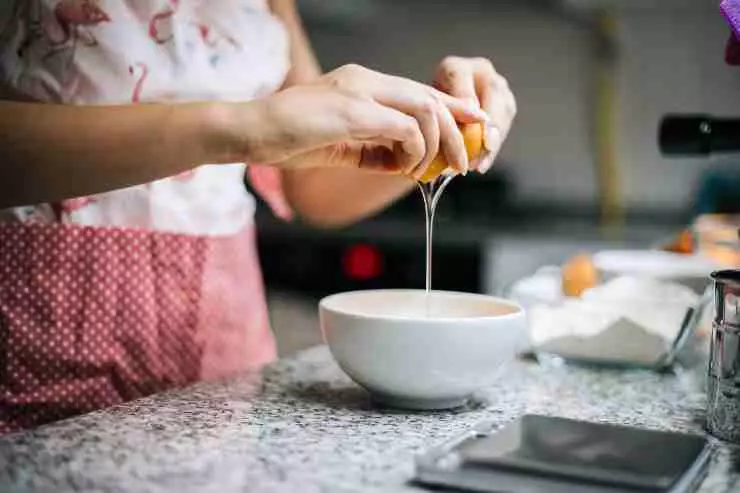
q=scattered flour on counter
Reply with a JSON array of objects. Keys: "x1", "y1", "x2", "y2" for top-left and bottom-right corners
[{"x1": 528, "y1": 276, "x2": 700, "y2": 366}]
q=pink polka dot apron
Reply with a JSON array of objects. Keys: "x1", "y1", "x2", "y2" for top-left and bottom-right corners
[
  {"x1": 0, "y1": 222, "x2": 276, "y2": 433},
  {"x1": 0, "y1": 0, "x2": 295, "y2": 433}
]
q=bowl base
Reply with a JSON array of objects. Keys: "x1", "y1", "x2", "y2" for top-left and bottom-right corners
[{"x1": 371, "y1": 393, "x2": 469, "y2": 411}]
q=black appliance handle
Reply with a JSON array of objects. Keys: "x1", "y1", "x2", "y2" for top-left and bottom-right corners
[{"x1": 659, "y1": 115, "x2": 740, "y2": 157}]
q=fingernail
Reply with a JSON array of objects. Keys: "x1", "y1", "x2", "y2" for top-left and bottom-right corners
[
  {"x1": 484, "y1": 124, "x2": 501, "y2": 152},
  {"x1": 467, "y1": 105, "x2": 488, "y2": 122},
  {"x1": 478, "y1": 154, "x2": 496, "y2": 174},
  {"x1": 460, "y1": 153, "x2": 470, "y2": 176},
  {"x1": 460, "y1": 160, "x2": 469, "y2": 176},
  {"x1": 404, "y1": 160, "x2": 420, "y2": 177}
]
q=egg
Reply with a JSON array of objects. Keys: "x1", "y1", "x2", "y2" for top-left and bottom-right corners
[
  {"x1": 418, "y1": 123, "x2": 484, "y2": 183},
  {"x1": 561, "y1": 253, "x2": 599, "y2": 297}
]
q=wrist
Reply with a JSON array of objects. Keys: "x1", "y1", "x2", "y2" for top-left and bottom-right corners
[{"x1": 196, "y1": 100, "x2": 265, "y2": 164}]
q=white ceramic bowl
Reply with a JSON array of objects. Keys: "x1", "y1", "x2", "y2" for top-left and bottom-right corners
[{"x1": 319, "y1": 289, "x2": 527, "y2": 410}]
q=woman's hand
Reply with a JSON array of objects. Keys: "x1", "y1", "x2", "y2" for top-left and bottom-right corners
[
  {"x1": 433, "y1": 56, "x2": 517, "y2": 174},
  {"x1": 234, "y1": 64, "x2": 489, "y2": 180}
]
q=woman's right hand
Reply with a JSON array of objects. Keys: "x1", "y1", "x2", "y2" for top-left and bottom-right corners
[{"x1": 231, "y1": 64, "x2": 489, "y2": 180}]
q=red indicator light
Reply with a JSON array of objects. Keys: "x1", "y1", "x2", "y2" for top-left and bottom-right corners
[{"x1": 342, "y1": 244, "x2": 382, "y2": 281}]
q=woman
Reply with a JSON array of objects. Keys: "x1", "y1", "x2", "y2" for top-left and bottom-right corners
[{"x1": 0, "y1": 0, "x2": 516, "y2": 433}]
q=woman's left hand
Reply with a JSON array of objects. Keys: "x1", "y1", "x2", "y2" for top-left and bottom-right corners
[{"x1": 433, "y1": 56, "x2": 517, "y2": 174}]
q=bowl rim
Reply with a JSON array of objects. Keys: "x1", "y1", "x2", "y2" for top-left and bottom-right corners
[{"x1": 319, "y1": 289, "x2": 524, "y2": 323}]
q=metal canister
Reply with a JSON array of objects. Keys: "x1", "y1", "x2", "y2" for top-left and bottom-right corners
[{"x1": 707, "y1": 270, "x2": 740, "y2": 442}]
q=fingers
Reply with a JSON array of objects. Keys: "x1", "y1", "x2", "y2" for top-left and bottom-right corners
[
  {"x1": 368, "y1": 88, "x2": 443, "y2": 178},
  {"x1": 427, "y1": 87, "x2": 488, "y2": 125},
  {"x1": 404, "y1": 97, "x2": 440, "y2": 177},
  {"x1": 476, "y1": 65, "x2": 516, "y2": 173},
  {"x1": 436, "y1": 100, "x2": 468, "y2": 175},
  {"x1": 435, "y1": 56, "x2": 517, "y2": 174},
  {"x1": 476, "y1": 61, "x2": 515, "y2": 142},
  {"x1": 361, "y1": 70, "x2": 476, "y2": 177},
  {"x1": 321, "y1": 63, "x2": 492, "y2": 177},
  {"x1": 435, "y1": 56, "x2": 479, "y2": 106},
  {"x1": 343, "y1": 96, "x2": 425, "y2": 173}
]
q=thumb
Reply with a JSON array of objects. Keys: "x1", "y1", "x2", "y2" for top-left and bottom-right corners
[{"x1": 357, "y1": 144, "x2": 405, "y2": 173}]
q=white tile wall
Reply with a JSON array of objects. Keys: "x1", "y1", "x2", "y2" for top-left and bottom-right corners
[{"x1": 303, "y1": 0, "x2": 740, "y2": 212}]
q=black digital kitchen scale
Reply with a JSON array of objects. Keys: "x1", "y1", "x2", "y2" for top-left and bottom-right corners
[{"x1": 414, "y1": 415, "x2": 712, "y2": 493}]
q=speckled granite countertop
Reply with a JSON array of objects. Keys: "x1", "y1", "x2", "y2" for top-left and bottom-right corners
[{"x1": 0, "y1": 346, "x2": 738, "y2": 492}]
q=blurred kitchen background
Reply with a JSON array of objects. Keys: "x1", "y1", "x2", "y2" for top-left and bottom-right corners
[{"x1": 254, "y1": 0, "x2": 740, "y2": 356}]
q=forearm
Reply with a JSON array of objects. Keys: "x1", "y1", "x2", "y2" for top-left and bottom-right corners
[
  {"x1": 269, "y1": 0, "x2": 414, "y2": 226},
  {"x1": 282, "y1": 168, "x2": 413, "y2": 228},
  {"x1": 0, "y1": 101, "x2": 243, "y2": 208}
]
